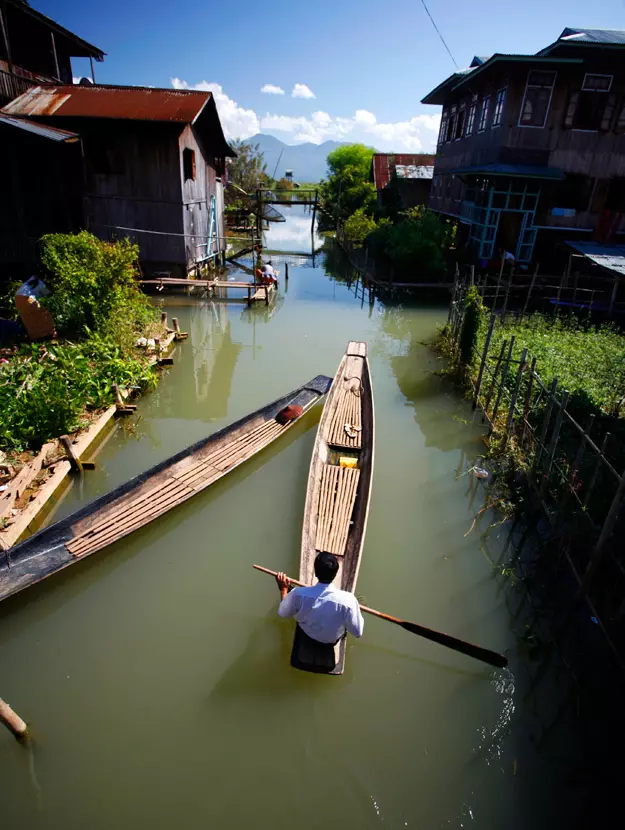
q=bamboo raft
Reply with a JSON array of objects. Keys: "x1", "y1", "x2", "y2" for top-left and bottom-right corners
[
  {"x1": 292, "y1": 341, "x2": 374, "y2": 675},
  {"x1": 0, "y1": 375, "x2": 332, "y2": 603}
]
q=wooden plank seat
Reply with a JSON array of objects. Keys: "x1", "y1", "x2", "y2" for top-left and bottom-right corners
[
  {"x1": 327, "y1": 384, "x2": 362, "y2": 449},
  {"x1": 65, "y1": 417, "x2": 287, "y2": 558},
  {"x1": 315, "y1": 464, "x2": 360, "y2": 556}
]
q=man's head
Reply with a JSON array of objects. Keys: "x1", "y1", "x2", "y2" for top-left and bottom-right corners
[
  {"x1": 267, "y1": 259, "x2": 272, "y2": 266},
  {"x1": 314, "y1": 552, "x2": 339, "y2": 584}
]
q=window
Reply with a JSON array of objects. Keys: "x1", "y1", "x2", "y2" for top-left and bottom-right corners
[
  {"x1": 445, "y1": 105, "x2": 457, "y2": 142},
  {"x1": 455, "y1": 105, "x2": 466, "y2": 139},
  {"x1": 582, "y1": 74, "x2": 613, "y2": 92},
  {"x1": 183, "y1": 147, "x2": 196, "y2": 181},
  {"x1": 478, "y1": 96, "x2": 490, "y2": 131},
  {"x1": 492, "y1": 88, "x2": 506, "y2": 128},
  {"x1": 519, "y1": 70, "x2": 556, "y2": 127},
  {"x1": 465, "y1": 94, "x2": 478, "y2": 136},
  {"x1": 437, "y1": 110, "x2": 448, "y2": 146},
  {"x1": 564, "y1": 87, "x2": 616, "y2": 131}
]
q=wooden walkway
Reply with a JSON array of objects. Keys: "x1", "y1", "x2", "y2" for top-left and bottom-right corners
[{"x1": 140, "y1": 278, "x2": 275, "y2": 305}]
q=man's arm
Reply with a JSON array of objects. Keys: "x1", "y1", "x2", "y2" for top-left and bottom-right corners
[
  {"x1": 276, "y1": 572, "x2": 300, "y2": 618},
  {"x1": 344, "y1": 597, "x2": 364, "y2": 638}
]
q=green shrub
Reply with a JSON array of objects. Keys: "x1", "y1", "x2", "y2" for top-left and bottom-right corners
[
  {"x1": 459, "y1": 286, "x2": 485, "y2": 365},
  {"x1": 40, "y1": 231, "x2": 154, "y2": 339},
  {"x1": 343, "y1": 208, "x2": 377, "y2": 247},
  {"x1": 368, "y1": 207, "x2": 455, "y2": 275}
]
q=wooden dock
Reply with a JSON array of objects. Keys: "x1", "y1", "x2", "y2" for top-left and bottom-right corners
[{"x1": 140, "y1": 277, "x2": 275, "y2": 305}]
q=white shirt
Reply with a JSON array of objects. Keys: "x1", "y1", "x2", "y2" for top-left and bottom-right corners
[{"x1": 278, "y1": 582, "x2": 364, "y2": 644}]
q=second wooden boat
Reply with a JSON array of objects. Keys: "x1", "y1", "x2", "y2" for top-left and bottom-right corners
[
  {"x1": 0, "y1": 375, "x2": 332, "y2": 603},
  {"x1": 292, "y1": 341, "x2": 375, "y2": 675}
]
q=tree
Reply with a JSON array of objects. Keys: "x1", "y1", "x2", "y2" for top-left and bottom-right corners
[
  {"x1": 343, "y1": 208, "x2": 377, "y2": 247},
  {"x1": 319, "y1": 143, "x2": 377, "y2": 227},
  {"x1": 226, "y1": 139, "x2": 268, "y2": 204}
]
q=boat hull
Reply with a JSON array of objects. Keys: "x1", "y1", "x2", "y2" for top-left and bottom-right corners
[{"x1": 0, "y1": 375, "x2": 332, "y2": 603}]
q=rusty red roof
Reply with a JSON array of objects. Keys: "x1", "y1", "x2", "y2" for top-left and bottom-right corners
[
  {"x1": 371, "y1": 153, "x2": 437, "y2": 190},
  {"x1": 2, "y1": 85, "x2": 214, "y2": 123}
]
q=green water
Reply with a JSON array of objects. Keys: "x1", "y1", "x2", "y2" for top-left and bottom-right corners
[{"x1": 0, "y1": 213, "x2": 575, "y2": 828}]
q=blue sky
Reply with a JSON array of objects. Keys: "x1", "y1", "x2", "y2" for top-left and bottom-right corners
[{"x1": 38, "y1": 0, "x2": 625, "y2": 150}]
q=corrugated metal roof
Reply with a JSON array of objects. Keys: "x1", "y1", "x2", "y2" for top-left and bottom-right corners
[
  {"x1": 371, "y1": 153, "x2": 436, "y2": 189},
  {"x1": 0, "y1": 112, "x2": 79, "y2": 142},
  {"x1": 559, "y1": 27, "x2": 625, "y2": 45},
  {"x1": 566, "y1": 241, "x2": 625, "y2": 278},
  {"x1": 394, "y1": 165, "x2": 434, "y2": 180},
  {"x1": 2, "y1": 85, "x2": 213, "y2": 123},
  {"x1": 452, "y1": 163, "x2": 564, "y2": 180}
]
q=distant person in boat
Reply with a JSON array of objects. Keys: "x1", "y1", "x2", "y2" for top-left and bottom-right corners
[
  {"x1": 275, "y1": 552, "x2": 364, "y2": 644},
  {"x1": 258, "y1": 260, "x2": 278, "y2": 287}
]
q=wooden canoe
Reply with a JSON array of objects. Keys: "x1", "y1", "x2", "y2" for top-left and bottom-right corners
[
  {"x1": 292, "y1": 341, "x2": 375, "y2": 675},
  {"x1": 0, "y1": 375, "x2": 332, "y2": 603}
]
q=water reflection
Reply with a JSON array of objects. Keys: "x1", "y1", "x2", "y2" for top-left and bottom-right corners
[{"x1": 263, "y1": 204, "x2": 325, "y2": 254}]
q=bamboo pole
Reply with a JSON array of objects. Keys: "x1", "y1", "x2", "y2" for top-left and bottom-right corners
[
  {"x1": 583, "y1": 433, "x2": 611, "y2": 509},
  {"x1": 160, "y1": 311, "x2": 167, "y2": 326},
  {"x1": 521, "y1": 357, "x2": 537, "y2": 446},
  {"x1": 60, "y1": 435, "x2": 84, "y2": 474},
  {"x1": 493, "y1": 257, "x2": 505, "y2": 309},
  {"x1": 473, "y1": 314, "x2": 496, "y2": 410},
  {"x1": 579, "y1": 468, "x2": 625, "y2": 597},
  {"x1": 490, "y1": 337, "x2": 515, "y2": 430},
  {"x1": 541, "y1": 389, "x2": 570, "y2": 496},
  {"x1": 0, "y1": 697, "x2": 28, "y2": 741},
  {"x1": 482, "y1": 339, "x2": 507, "y2": 421},
  {"x1": 534, "y1": 378, "x2": 559, "y2": 469},
  {"x1": 504, "y1": 347, "x2": 528, "y2": 445}
]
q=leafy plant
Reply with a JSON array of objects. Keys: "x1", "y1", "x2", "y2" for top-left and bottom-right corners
[
  {"x1": 343, "y1": 208, "x2": 377, "y2": 247},
  {"x1": 318, "y1": 144, "x2": 377, "y2": 227},
  {"x1": 459, "y1": 286, "x2": 484, "y2": 365}
]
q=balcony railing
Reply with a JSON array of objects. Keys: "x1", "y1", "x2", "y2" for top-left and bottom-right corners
[{"x1": 0, "y1": 70, "x2": 37, "y2": 106}]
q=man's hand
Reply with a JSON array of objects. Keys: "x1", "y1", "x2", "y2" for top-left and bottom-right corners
[{"x1": 275, "y1": 571, "x2": 290, "y2": 600}]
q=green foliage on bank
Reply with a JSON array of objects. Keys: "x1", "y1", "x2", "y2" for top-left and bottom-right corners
[
  {"x1": 319, "y1": 144, "x2": 376, "y2": 227},
  {"x1": 0, "y1": 233, "x2": 159, "y2": 452},
  {"x1": 367, "y1": 207, "x2": 456, "y2": 275},
  {"x1": 479, "y1": 313, "x2": 625, "y2": 418},
  {"x1": 343, "y1": 208, "x2": 378, "y2": 247}
]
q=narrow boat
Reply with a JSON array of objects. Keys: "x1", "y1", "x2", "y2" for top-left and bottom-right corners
[
  {"x1": 293, "y1": 341, "x2": 375, "y2": 675},
  {"x1": 0, "y1": 375, "x2": 332, "y2": 603}
]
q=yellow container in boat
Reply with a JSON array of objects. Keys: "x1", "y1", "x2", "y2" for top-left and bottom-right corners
[{"x1": 339, "y1": 456, "x2": 358, "y2": 469}]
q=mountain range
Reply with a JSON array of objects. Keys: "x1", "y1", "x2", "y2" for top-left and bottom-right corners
[{"x1": 243, "y1": 134, "x2": 345, "y2": 183}]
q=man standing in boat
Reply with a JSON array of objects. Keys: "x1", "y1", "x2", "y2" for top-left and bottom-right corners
[{"x1": 275, "y1": 552, "x2": 364, "y2": 646}]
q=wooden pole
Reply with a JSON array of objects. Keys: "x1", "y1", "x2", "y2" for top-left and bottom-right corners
[
  {"x1": 534, "y1": 378, "x2": 559, "y2": 469},
  {"x1": 608, "y1": 278, "x2": 618, "y2": 317},
  {"x1": 504, "y1": 347, "x2": 528, "y2": 445},
  {"x1": 285, "y1": 262, "x2": 289, "y2": 282},
  {"x1": 490, "y1": 336, "x2": 515, "y2": 430},
  {"x1": 172, "y1": 317, "x2": 181, "y2": 334},
  {"x1": 583, "y1": 432, "x2": 611, "y2": 509},
  {"x1": 50, "y1": 32, "x2": 61, "y2": 80},
  {"x1": 0, "y1": 697, "x2": 28, "y2": 741},
  {"x1": 541, "y1": 389, "x2": 570, "y2": 495},
  {"x1": 521, "y1": 357, "x2": 537, "y2": 445},
  {"x1": 522, "y1": 263, "x2": 539, "y2": 316},
  {"x1": 60, "y1": 435, "x2": 84, "y2": 474},
  {"x1": 580, "y1": 468, "x2": 625, "y2": 596},
  {"x1": 483, "y1": 339, "x2": 508, "y2": 420},
  {"x1": 493, "y1": 257, "x2": 505, "y2": 309},
  {"x1": 160, "y1": 311, "x2": 167, "y2": 327},
  {"x1": 472, "y1": 313, "x2": 496, "y2": 410},
  {"x1": 90, "y1": 55, "x2": 96, "y2": 83}
]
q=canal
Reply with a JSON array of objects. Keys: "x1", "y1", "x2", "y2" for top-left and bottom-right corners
[{"x1": 0, "y1": 206, "x2": 577, "y2": 828}]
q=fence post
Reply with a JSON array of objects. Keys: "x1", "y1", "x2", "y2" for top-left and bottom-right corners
[
  {"x1": 493, "y1": 257, "x2": 505, "y2": 309},
  {"x1": 534, "y1": 378, "x2": 559, "y2": 469},
  {"x1": 540, "y1": 389, "x2": 570, "y2": 496},
  {"x1": 504, "y1": 347, "x2": 528, "y2": 445},
  {"x1": 583, "y1": 432, "x2": 611, "y2": 509},
  {"x1": 579, "y1": 468, "x2": 625, "y2": 598},
  {"x1": 521, "y1": 356, "x2": 538, "y2": 445},
  {"x1": 472, "y1": 313, "x2": 496, "y2": 410},
  {"x1": 0, "y1": 697, "x2": 28, "y2": 741},
  {"x1": 501, "y1": 264, "x2": 514, "y2": 323},
  {"x1": 522, "y1": 264, "x2": 539, "y2": 317},
  {"x1": 483, "y1": 339, "x2": 508, "y2": 421},
  {"x1": 490, "y1": 336, "x2": 515, "y2": 431}
]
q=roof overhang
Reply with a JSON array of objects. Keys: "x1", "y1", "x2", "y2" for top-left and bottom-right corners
[
  {"x1": 422, "y1": 56, "x2": 582, "y2": 105},
  {"x1": 451, "y1": 163, "x2": 565, "y2": 181},
  {"x1": 0, "y1": 112, "x2": 80, "y2": 142},
  {"x1": 566, "y1": 240, "x2": 625, "y2": 279},
  {"x1": 6, "y1": 0, "x2": 105, "y2": 60}
]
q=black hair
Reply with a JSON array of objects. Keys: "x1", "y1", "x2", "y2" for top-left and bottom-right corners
[{"x1": 314, "y1": 552, "x2": 339, "y2": 583}]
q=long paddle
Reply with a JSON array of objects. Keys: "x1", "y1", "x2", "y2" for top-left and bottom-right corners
[{"x1": 253, "y1": 564, "x2": 508, "y2": 669}]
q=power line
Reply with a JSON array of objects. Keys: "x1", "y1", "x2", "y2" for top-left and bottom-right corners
[{"x1": 420, "y1": 0, "x2": 459, "y2": 70}]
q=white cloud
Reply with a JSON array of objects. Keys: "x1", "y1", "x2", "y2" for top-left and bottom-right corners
[
  {"x1": 291, "y1": 83, "x2": 315, "y2": 99},
  {"x1": 171, "y1": 78, "x2": 259, "y2": 139},
  {"x1": 170, "y1": 78, "x2": 441, "y2": 151},
  {"x1": 261, "y1": 84, "x2": 285, "y2": 95}
]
